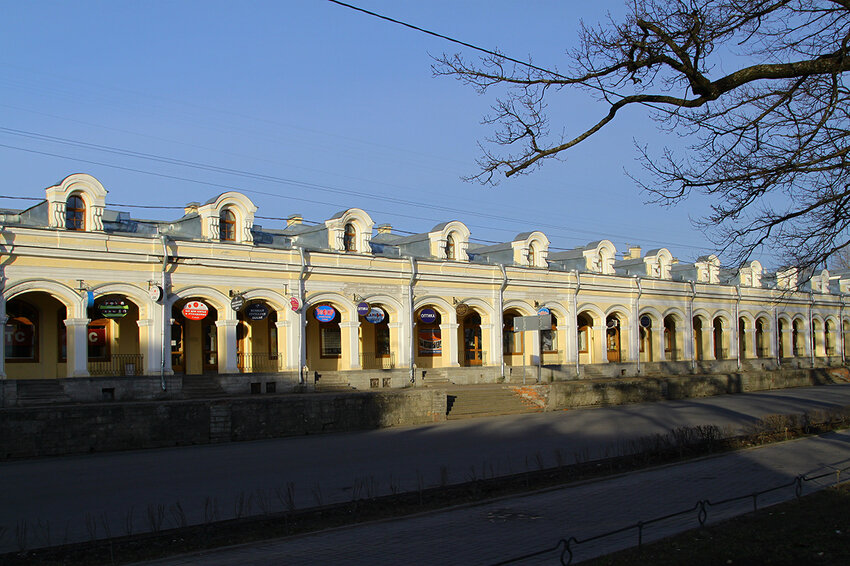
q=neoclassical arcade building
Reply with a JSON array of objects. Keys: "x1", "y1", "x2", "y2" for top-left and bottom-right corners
[{"x1": 1, "y1": 173, "x2": 848, "y2": 400}]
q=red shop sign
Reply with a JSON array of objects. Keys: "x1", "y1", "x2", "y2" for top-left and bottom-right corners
[{"x1": 182, "y1": 300, "x2": 209, "y2": 321}]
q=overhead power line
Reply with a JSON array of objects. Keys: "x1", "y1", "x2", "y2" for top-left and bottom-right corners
[{"x1": 327, "y1": 0, "x2": 566, "y2": 79}]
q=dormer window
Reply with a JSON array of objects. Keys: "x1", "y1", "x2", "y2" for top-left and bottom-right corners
[
  {"x1": 220, "y1": 209, "x2": 236, "y2": 241},
  {"x1": 527, "y1": 242, "x2": 537, "y2": 267},
  {"x1": 66, "y1": 194, "x2": 86, "y2": 231},
  {"x1": 343, "y1": 223, "x2": 357, "y2": 252},
  {"x1": 446, "y1": 234, "x2": 456, "y2": 260}
]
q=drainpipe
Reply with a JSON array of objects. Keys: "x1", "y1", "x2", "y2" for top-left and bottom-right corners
[
  {"x1": 809, "y1": 290, "x2": 815, "y2": 368},
  {"x1": 838, "y1": 293, "x2": 847, "y2": 365},
  {"x1": 689, "y1": 280, "x2": 696, "y2": 372},
  {"x1": 735, "y1": 284, "x2": 742, "y2": 371},
  {"x1": 574, "y1": 270, "x2": 581, "y2": 377},
  {"x1": 297, "y1": 246, "x2": 307, "y2": 384},
  {"x1": 635, "y1": 276, "x2": 642, "y2": 375},
  {"x1": 160, "y1": 234, "x2": 169, "y2": 391},
  {"x1": 408, "y1": 256, "x2": 417, "y2": 385},
  {"x1": 774, "y1": 305, "x2": 780, "y2": 367},
  {"x1": 498, "y1": 263, "x2": 507, "y2": 381}
]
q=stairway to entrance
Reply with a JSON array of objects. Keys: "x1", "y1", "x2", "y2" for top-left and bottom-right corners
[
  {"x1": 181, "y1": 375, "x2": 226, "y2": 399},
  {"x1": 445, "y1": 385, "x2": 544, "y2": 420}
]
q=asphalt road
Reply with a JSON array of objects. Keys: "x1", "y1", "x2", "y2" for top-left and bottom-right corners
[{"x1": 2, "y1": 384, "x2": 850, "y2": 554}]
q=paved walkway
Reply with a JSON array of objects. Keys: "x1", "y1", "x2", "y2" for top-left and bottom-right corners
[
  {"x1": 3, "y1": 384, "x2": 850, "y2": 554},
  {"x1": 136, "y1": 430, "x2": 850, "y2": 565}
]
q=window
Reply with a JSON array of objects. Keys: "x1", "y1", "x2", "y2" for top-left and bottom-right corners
[
  {"x1": 527, "y1": 242, "x2": 536, "y2": 267},
  {"x1": 541, "y1": 313, "x2": 558, "y2": 352},
  {"x1": 343, "y1": 223, "x2": 357, "y2": 252},
  {"x1": 445, "y1": 233, "x2": 455, "y2": 260},
  {"x1": 375, "y1": 322, "x2": 390, "y2": 357},
  {"x1": 220, "y1": 209, "x2": 236, "y2": 242},
  {"x1": 87, "y1": 319, "x2": 110, "y2": 361},
  {"x1": 319, "y1": 307, "x2": 342, "y2": 357},
  {"x1": 66, "y1": 194, "x2": 86, "y2": 231},
  {"x1": 503, "y1": 314, "x2": 523, "y2": 355},
  {"x1": 6, "y1": 300, "x2": 38, "y2": 361}
]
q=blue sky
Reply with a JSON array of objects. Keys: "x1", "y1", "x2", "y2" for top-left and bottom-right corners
[{"x1": 1, "y1": 1, "x2": 725, "y2": 262}]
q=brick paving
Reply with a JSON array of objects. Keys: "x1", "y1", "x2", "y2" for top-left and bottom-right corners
[{"x1": 135, "y1": 430, "x2": 850, "y2": 565}]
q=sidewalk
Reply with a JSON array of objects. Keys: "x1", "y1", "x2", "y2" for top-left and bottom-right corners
[{"x1": 134, "y1": 430, "x2": 850, "y2": 566}]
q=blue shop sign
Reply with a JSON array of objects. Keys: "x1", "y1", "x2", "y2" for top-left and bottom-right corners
[
  {"x1": 419, "y1": 308, "x2": 437, "y2": 324},
  {"x1": 315, "y1": 305, "x2": 336, "y2": 322},
  {"x1": 365, "y1": 307, "x2": 386, "y2": 324}
]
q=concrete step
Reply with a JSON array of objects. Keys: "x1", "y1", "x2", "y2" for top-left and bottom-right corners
[
  {"x1": 15, "y1": 380, "x2": 72, "y2": 405},
  {"x1": 445, "y1": 386, "x2": 543, "y2": 420},
  {"x1": 313, "y1": 372, "x2": 353, "y2": 391},
  {"x1": 181, "y1": 375, "x2": 227, "y2": 398}
]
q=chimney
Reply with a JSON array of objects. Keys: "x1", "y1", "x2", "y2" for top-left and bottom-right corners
[
  {"x1": 286, "y1": 214, "x2": 303, "y2": 227},
  {"x1": 624, "y1": 245, "x2": 641, "y2": 260},
  {"x1": 377, "y1": 224, "x2": 392, "y2": 235}
]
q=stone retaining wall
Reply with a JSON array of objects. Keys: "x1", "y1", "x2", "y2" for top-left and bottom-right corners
[{"x1": 0, "y1": 389, "x2": 446, "y2": 460}]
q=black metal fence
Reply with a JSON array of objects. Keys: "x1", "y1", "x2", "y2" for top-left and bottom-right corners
[
  {"x1": 88, "y1": 354, "x2": 144, "y2": 376},
  {"x1": 493, "y1": 464, "x2": 849, "y2": 566}
]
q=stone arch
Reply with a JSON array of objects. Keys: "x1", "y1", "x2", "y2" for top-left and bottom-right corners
[
  {"x1": 305, "y1": 292, "x2": 356, "y2": 321},
  {"x1": 5, "y1": 279, "x2": 83, "y2": 316},
  {"x1": 502, "y1": 299, "x2": 536, "y2": 316},
  {"x1": 90, "y1": 282, "x2": 153, "y2": 320},
  {"x1": 169, "y1": 286, "x2": 230, "y2": 317},
  {"x1": 413, "y1": 296, "x2": 456, "y2": 324}
]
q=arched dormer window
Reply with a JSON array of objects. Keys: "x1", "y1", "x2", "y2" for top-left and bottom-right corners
[
  {"x1": 219, "y1": 209, "x2": 236, "y2": 242},
  {"x1": 65, "y1": 194, "x2": 86, "y2": 231},
  {"x1": 343, "y1": 222, "x2": 357, "y2": 252},
  {"x1": 527, "y1": 242, "x2": 537, "y2": 267},
  {"x1": 445, "y1": 233, "x2": 456, "y2": 260}
]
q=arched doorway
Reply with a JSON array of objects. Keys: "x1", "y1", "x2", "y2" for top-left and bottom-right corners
[
  {"x1": 236, "y1": 301, "x2": 279, "y2": 373},
  {"x1": 360, "y1": 305, "x2": 393, "y2": 369},
  {"x1": 606, "y1": 314, "x2": 621, "y2": 363},
  {"x1": 755, "y1": 318, "x2": 768, "y2": 358},
  {"x1": 693, "y1": 316, "x2": 704, "y2": 361},
  {"x1": 460, "y1": 311, "x2": 483, "y2": 366},
  {"x1": 664, "y1": 315, "x2": 680, "y2": 361},
  {"x1": 172, "y1": 298, "x2": 219, "y2": 375},
  {"x1": 503, "y1": 309, "x2": 524, "y2": 367},
  {"x1": 713, "y1": 318, "x2": 725, "y2": 359},
  {"x1": 577, "y1": 312, "x2": 594, "y2": 364},
  {"x1": 87, "y1": 295, "x2": 142, "y2": 376},
  {"x1": 5, "y1": 292, "x2": 69, "y2": 379},
  {"x1": 306, "y1": 303, "x2": 343, "y2": 371},
  {"x1": 792, "y1": 319, "x2": 804, "y2": 357},
  {"x1": 414, "y1": 306, "x2": 442, "y2": 368},
  {"x1": 738, "y1": 318, "x2": 748, "y2": 359}
]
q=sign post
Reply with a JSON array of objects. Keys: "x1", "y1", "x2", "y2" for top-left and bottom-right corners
[{"x1": 514, "y1": 313, "x2": 552, "y2": 384}]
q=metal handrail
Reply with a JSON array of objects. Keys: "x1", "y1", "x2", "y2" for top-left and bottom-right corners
[
  {"x1": 493, "y1": 464, "x2": 849, "y2": 565},
  {"x1": 88, "y1": 354, "x2": 144, "y2": 376},
  {"x1": 237, "y1": 352, "x2": 283, "y2": 373}
]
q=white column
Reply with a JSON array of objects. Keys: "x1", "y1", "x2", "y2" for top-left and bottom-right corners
[
  {"x1": 556, "y1": 324, "x2": 568, "y2": 364},
  {"x1": 594, "y1": 325, "x2": 606, "y2": 364},
  {"x1": 440, "y1": 323, "x2": 459, "y2": 367},
  {"x1": 65, "y1": 318, "x2": 90, "y2": 378},
  {"x1": 216, "y1": 319, "x2": 239, "y2": 374},
  {"x1": 277, "y1": 320, "x2": 291, "y2": 371},
  {"x1": 137, "y1": 318, "x2": 158, "y2": 375},
  {"x1": 482, "y1": 322, "x2": 496, "y2": 366},
  {"x1": 389, "y1": 321, "x2": 406, "y2": 366},
  {"x1": 745, "y1": 328, "x2": 756, "y2": 359},
  {"x1": 340, "y1": 321, "x2": 361, "y2": 370},
  {"x1": 654, "y1": 325, "x2": 666, "y2": 362}
]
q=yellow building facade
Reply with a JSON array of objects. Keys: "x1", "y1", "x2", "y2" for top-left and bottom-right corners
[{"x1": 1, "y1": 174, "x2": 848, "y2": 398}]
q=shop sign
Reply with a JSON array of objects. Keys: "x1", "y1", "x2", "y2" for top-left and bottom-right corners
[
  {"x1": 86, "y1": 290, "x2": 94, "y2": 309},
  {"x1": 88, "y1": 326, "x2": 107, "y2": 345},
  {"x1": 314, "y1": 305, "x2": 336, "y2": 322},
  {"x1": 230, "y1": 295, "x2": 245, "y2": 311},
  {"x1": 419, "y1": 308, "x2": 437, "y2": 324},
  {"x1": 365, "y1": 307, "x2": 385, "y2": 324},
  {"x1": 182, "y1": 300, "x2": 209, "y2": 321},
  {"x1": 356, "y1": 302, "x2": 371, "y2": 316},
  {"x1": 640, "y1": 315, "x2": 652, "y2": 328},
  {"x1": 246, "y1": 303, "x2": 269, "y2": 321},
  {"x1": 5, "y1": 322, "x2": 33, "y2": 346},
  {"x1": 98, "y1": 299, "x2": 129, "y2": 319},
  {"x1": 290, "y1": 296, "x2": 301, "y2": 312},
  {"x1": 418, "y1": 328, "x2": 442, "y2": 355},
  {"x1": 149, "y1": 285, "x2": 164, "y2": 303},
  {"x1": 537, "y1": 307, "x2": 550, "y2": 316},
  {"x1": 456, "y1": 303, "x2": 469, "y2": 317}
]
